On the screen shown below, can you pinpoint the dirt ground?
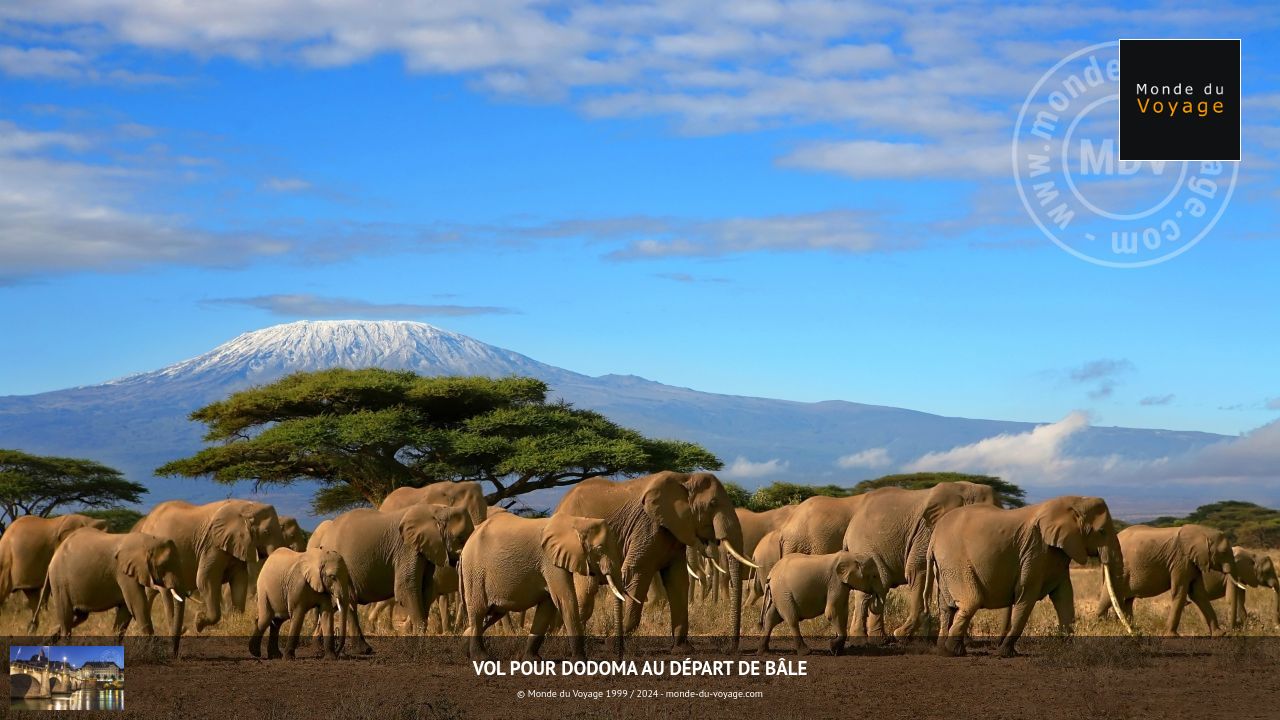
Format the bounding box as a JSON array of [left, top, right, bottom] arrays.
[[5, 564, 1280, 719], [6, 635, 1280, 720]]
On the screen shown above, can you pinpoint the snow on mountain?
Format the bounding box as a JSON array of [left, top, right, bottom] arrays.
[[110, 320, 572, 388]]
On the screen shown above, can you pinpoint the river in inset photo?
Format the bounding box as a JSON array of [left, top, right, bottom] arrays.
[[10, 689, 125, 711]]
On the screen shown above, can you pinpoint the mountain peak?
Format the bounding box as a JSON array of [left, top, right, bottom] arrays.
[[109, 319, 567, 389]]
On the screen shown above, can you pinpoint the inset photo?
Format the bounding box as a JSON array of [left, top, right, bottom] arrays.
[[9, 646, 125, 712]]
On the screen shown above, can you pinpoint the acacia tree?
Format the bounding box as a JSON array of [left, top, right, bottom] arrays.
[[0, 449, 147, 532], [157, 368, 721, 513], [852, 472, 1027, 508]]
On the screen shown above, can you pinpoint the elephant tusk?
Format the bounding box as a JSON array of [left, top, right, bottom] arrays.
[[626, 591, 645, 605], [708, 556, 727, 574], [686, 562, 705, 582], [1232, 576, 1248, 591], [724, 542, 760, 569], [1102, 563, 1133, 636], [605, 575, 628, 604], [170, 588, 185, 604]]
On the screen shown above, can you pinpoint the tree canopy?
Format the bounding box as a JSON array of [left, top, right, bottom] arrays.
[[851, 472, 1027, 508], [81, 507, 147, 533], [0, 449, 146, 531], [157, 369, 721, 514], [1149, 500, 1280, 548]]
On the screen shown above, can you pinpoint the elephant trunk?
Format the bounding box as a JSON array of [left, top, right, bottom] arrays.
[[171, 592, 185, 658], [712, 511, 746, 652]]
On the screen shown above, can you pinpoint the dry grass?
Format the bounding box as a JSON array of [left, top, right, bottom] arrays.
[[6, 558, 1277, 642]]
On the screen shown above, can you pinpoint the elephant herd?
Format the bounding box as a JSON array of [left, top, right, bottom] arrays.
[[736, 486, 1280, 657], [0, 476, 1276, 663]]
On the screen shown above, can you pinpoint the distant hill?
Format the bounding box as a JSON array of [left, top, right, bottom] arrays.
[[0, 320, 1239, 521]]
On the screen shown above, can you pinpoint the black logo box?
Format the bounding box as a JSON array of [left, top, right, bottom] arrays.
[[1119, 39, 1241, 161]]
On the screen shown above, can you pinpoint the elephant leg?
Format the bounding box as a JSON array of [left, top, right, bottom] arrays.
[[866, 597, 887, 638], [661, 562, 694, 654], [283, 610, 308, 659], [524, 598, 558, 660], [227, 562, 250, 614], [1165, 582, 1190, 636], [1048, 581, 1076, 636], [111, 605, 132, 641], [466, 578, 493, 662], [758, 603, 781, 655], [784, 609, 809, 656], [547, 569, 586, 659], [826, 591, 849, 655], [996, 600, 1036, 658], [267, 618, 284, 659], [1188, 581, 1222, 636], [940, 604, 976, 657], [348, 603, 375, 655], [249, 609, 271, 658], [895, 573, 928, 639]]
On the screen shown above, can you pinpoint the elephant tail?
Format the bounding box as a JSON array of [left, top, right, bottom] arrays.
[[922, 548, 936, 616], [455, 555, 467, 634]]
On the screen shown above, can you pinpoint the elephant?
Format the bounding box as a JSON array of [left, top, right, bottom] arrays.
[[279, 517, 309, 552], [380, 481, 488, 525], [738, 505, 796, 604], [842, 482, 998, 638], [1093, 524, 1240, 636], [555, 471, 757, 653], [461, 512, 635, 660], [250, 547, 354, 660], [1223, 548, 1280, 629], [307, 503, 472, 654], [758, 550, 888, 656], [930, 495, 1126, 657], [0, 513, 107, 612], [134, 499, 285, 632], [366, 563, 463, 634], [749, 530, 785, 607], [37, 527, 189, 655]]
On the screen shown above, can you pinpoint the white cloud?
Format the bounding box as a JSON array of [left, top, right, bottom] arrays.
[[904, 411, 1091, 484], [262, 177, 311, 192], [779, 140, 1011, 179], [836, 447, 891, 469], [204, 293, 515, 318], [723, 456, 788, 479]]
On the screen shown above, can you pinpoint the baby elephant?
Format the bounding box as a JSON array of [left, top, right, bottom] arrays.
[[759, 550, 886, 656], [461, 512, 635, 661], [39, 528, 189, 656], [251, 547, 353, 660]]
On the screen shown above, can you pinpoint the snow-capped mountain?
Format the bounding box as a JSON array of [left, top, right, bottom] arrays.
[[109, 320, 576, 392], [0, 320, 1241, 520]]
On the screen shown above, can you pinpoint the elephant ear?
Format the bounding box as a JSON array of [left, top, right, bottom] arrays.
[[922, 484, 966, 527], [301, 552, 326, 594], [1037, 504, 1088, 565], [198, 504, 253, 562], [542, 515, 593, 575], [400, 506, 448, 567], [642, 474, 699, 548], [115, 536, 155, 587], [1177, 527, 1215, 575], [834, 552, 865, 589]]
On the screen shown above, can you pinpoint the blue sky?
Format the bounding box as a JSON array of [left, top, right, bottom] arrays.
[[1, 1, 1278, 439], [10, 645, 125, 668]]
